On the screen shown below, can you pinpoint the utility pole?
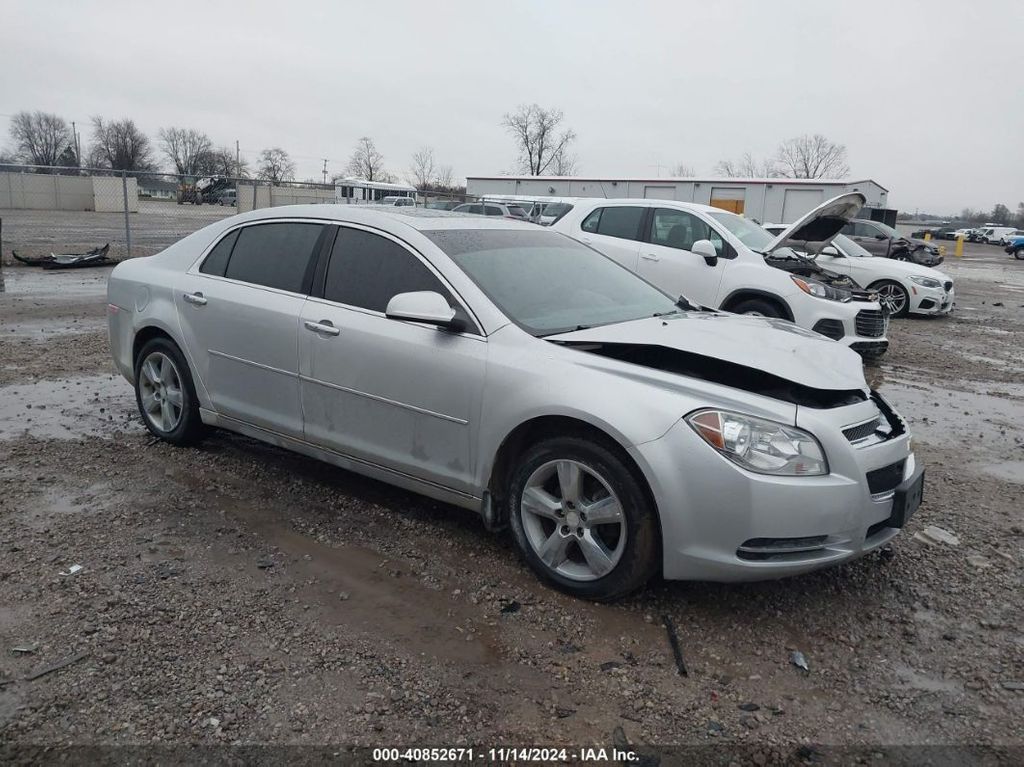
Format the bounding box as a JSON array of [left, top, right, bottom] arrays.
[[236, 140, 241, 177], [71, 121, 81, 167], [322, 159, 328, 185]]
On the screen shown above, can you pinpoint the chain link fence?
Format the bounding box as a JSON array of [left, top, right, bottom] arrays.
[[0, 164, 477, 290]]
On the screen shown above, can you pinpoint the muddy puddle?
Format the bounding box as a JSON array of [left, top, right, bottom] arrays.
[[0, 374, 138, 440]]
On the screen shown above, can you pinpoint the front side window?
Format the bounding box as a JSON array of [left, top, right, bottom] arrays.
[[223, 222, 324, 292], [651, 208, 723, 253], [424, 229, 678, 336], [323, 227, 453, 314]]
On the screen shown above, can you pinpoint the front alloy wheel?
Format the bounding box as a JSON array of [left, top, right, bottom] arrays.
[[508, 437, 659, 601], [873, 281, 910, 318]]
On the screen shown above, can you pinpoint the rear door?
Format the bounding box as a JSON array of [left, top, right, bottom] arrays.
[[576, 205, 646, 270], [176, 220, 326, 437], [637, 207, 726, 306], [298, 225, 486, 495]]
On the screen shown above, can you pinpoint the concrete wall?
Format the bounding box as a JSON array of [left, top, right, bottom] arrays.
[[236, 183, 334, 213], [0, 172, 139, 212], [466, 176, 890, 224]]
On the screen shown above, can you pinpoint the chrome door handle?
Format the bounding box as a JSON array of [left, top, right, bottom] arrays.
[[640, 252, 660, 261], [304, 320, 340, 336], [183, 292, 207, 306]]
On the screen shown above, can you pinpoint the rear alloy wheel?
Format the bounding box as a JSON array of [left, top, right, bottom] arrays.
[[731, 297, 784, 318], [1014, 247, 1024, 261], [871, 280, 910, 318], [508, 437, 659, 601], [134, 337, 207, 446]]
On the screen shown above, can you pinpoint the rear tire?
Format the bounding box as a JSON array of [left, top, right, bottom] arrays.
[[134, 337, 207, 446], [507, 437, 659, 602], [731, 297, 785, 318]]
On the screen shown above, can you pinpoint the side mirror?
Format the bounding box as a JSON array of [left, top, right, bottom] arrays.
[[820, 245, 842, 257], [385, 291, 459, 329], [692, 239, 719, 266]]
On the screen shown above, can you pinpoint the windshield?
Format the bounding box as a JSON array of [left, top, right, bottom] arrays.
[[708, 211, 775, 250], [833, 233, 872, 258], [424, 229, 679, 336], [872, 221, 901, 238]]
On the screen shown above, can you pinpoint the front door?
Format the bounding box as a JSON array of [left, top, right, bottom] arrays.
[[298, 225, 486, 495], [176, 220, 325, 437], [636, 207, 726, 307]]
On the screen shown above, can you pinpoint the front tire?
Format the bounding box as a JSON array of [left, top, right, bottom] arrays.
[[731, 297, 785, 318], [134, 337, 207, 446], [1014, 247, 1024, 260], [870, 280, 910, 318], [507, 437, 659, 601]]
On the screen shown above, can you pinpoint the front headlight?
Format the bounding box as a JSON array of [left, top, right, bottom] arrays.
[[686, 410, 829, 476], [909, 275, 942, 289], [791, 275, 852, 302]]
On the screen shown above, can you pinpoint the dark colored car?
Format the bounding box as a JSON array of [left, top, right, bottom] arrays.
[[910, 225, 961, 240], [841, 219, 944, 266], [424, 200, 461, 211]]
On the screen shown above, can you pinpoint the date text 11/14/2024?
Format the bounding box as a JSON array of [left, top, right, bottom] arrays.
[[372, 747, 640, 762]]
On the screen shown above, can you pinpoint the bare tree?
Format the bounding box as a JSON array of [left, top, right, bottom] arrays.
[[714, 152, 778, 178], [8, 110, 73, 169], [671, 162, 696, 176], [990, 203, 1011, 225], [435, 164, 454, 189], [208, 146, 248, 178], [0, 148, 19, 171], [88, 117, 156, 172], [553, 151, 578, 176], [408, 146, 436, 189], [775, 134, 849, 179], [158, 127, 213, 176], [346, 137, 387, 181], [257, 147, 295, 183], [501, 104, 577, 176]]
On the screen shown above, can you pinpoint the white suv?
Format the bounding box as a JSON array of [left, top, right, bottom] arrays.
[[550, 193, 889, 358]]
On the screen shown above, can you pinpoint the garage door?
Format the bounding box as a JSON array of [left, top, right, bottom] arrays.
[[781, 189, 823, 222], [643, 186, 676, 200]]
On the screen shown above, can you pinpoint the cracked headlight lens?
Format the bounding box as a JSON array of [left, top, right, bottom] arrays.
[[687, 410, 828, 476], [909, 275, 942, 289]]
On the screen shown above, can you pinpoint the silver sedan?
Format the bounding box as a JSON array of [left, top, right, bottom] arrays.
[[108, 205, 923, 600]]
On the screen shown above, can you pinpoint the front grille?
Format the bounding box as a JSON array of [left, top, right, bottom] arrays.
[[866, 460, 905, 496], [842, 417, 881, 443], [855, 309, 887, 338], [812, 319, 845, 340], [944, 280, 953, 292]]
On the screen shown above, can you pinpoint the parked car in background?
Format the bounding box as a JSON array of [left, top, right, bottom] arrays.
[[1004, 234, 1024, 259], [379, 196, 415, 207], [214, 189, 236, 207], [425, 200, 461, 211], [998, 229, 1024, 245], [953, 228, 974, 241], [764, 226, 955, 318], [969, 224, 998, 242], [107, 204, 922, 600], [840, 220, 943, 266], [452, 201, 530, 220], [551, 193, 890, 358], [909, 225, 958, 239], [977, 226, 1017, 244]]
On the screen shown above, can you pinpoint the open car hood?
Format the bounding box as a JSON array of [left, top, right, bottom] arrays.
[[547, 313, 867, 402], [764, 192, 866, 256]]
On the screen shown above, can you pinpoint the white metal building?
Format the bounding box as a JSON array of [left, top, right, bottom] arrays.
[[466, 176, 889, 224]]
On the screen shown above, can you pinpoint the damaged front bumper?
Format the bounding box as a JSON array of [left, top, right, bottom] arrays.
[[910, 284, 955, 315], [630, 393, 917, 582]]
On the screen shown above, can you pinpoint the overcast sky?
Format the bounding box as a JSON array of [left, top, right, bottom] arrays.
[[2, 0, 1021, 214]]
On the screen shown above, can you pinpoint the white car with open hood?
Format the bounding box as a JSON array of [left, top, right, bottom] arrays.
[[107, 205, 922, 601], [763, 225, 955, 317], [550, 193, 890, 358]]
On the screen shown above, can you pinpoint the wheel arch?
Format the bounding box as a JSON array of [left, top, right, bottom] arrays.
[[485, 415, 661, 550], [719, 289, 794, 321]]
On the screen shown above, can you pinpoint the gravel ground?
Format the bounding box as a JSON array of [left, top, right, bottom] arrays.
[[0, 247, 1022, 758]]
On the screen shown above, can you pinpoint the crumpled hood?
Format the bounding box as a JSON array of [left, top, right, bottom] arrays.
[[547, 312, 867, 392]]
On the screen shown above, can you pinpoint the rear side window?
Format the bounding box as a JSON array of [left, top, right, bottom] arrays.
[[200, 229, 239, 276], [484, 206, 504, 216], [324, 227, 454, 313], [224, 222, 324, 293], [581, 206, 645, 240]]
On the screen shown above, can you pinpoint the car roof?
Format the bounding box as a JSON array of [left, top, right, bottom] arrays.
[[571, 197, 722, 214], [228, 203, 533, 231]]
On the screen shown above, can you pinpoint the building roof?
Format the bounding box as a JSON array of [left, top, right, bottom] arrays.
[[468, 175, 888, 192]]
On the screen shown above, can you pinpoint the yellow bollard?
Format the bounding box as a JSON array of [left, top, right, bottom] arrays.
[[955, 235, 964, 258], [924, 232, 932, 242]]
